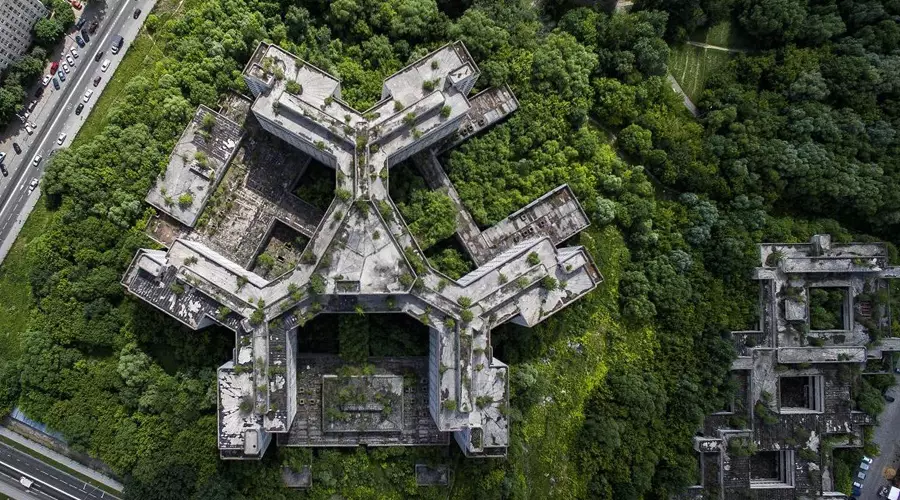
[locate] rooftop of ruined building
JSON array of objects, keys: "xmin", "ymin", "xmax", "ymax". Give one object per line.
[
  {"xmin": 127, "ymin": 40, "xmax": 603, "ymax": 460},
  {"xmin": 146, "ymin": 106, "xmax": 243, "ymax": 227}
]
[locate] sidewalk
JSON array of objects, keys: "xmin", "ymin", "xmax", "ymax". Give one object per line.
[{"xmin": 0, "ymin": 425, "xmax": 123, "ymax": 492}]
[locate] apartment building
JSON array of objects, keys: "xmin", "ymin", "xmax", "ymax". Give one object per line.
[{"xmin": 0, "ymin": 0, "xmax": 47, "ymax": 71}]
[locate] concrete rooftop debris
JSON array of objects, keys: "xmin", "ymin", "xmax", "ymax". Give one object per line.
[
  {"xmin": 123, "ymin": 41, "xmax": 602, "ymax": 460},
  {"xmin": 686, "ymin": 234, "xmax": 900, "ymax": 499}
]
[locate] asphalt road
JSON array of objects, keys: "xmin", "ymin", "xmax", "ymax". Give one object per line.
[
  {"xmin": 861, "ymin": 378, "xmax": 900, "ymax": 499},
  {"xmin": 0, "ymin": 442, "xmax": 120, "ymax": 500},
  {"xmin": 0, "ymin": 0, "xmax": 153, "ymax": 262}
]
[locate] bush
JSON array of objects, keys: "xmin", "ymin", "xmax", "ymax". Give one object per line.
[{"xmin": 285, "ymin": 80, "xmax": 302, "ymax": 94}]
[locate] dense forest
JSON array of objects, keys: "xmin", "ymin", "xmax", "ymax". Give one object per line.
[{"xmin": 0, "ymin": 0, "xmax": 896, "ymax": 498}]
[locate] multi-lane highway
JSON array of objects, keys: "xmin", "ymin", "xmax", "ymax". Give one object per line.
[
  {"xmin": 0, "ymin": 0, "xmax": 155, "ymax": 263},
  {"xmin": 0, "ymin": 441, "xmax": 120, "ymax": 500}
]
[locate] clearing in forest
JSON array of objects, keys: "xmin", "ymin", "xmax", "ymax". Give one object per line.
[{"xmin": 668, "ymin": 20, "xmax": 749, "ymax": 104}]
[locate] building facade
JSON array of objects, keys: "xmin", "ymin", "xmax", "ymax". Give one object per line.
[{"xmin": 0, "ymin": 0, "xmax": 47, "ymax": 71}]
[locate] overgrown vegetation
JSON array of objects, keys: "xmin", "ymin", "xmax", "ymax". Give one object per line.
[{"xmin": 0, "ymin": 0, "xmax": 896, "ymax": 498}]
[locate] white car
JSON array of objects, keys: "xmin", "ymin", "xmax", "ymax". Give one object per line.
[
  {"xmin": 862, "ymin": 456, "xmax": 874, "ymax": 464},
  {"xmin": 0, "ymin": 152, "xmax": 5, "ymax": 163},
  {"xmin": 24, "ymin": 124, "xmax": 34, "ymax": 135},
  {"xmin": 65, "ymin": 55, "xmax": 74, "ymax": 66},
  {"xmin": 101, "ymin": 59, "xmax": 110, "ymax": 72},
  {"xmin": 41, "ymin": 75, "xmax": 51, "ymax": 86},
  {"xmin": 62, "ymin": 63, "xmax": 70, "ymax": 74},
  {"xmin": 83, "ymin": 89, "xmax": 93, "ymax": 102},
  {"xmin": 31, "ymin": 155, "xmax": 41, "ymax": 167},
  {"xmin": 70, "ymin": 47, "xmax": 78, "ymax": 58},
  {"xmin": 57, "ymin": 132, "xmax": 66, "ymax": 145},
  {"xmin": 28, "ymin": 178, "xmax": 38, "ymax": 192}
]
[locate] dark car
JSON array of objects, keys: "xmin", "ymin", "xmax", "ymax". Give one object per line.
[
  {"xmin": 94, "ymin": 50, "xmax": 104, "ymax": 62},
  {"xmin": 81, "ymin": 29, "xmax": 90, "ymax": 42},
  {"xmin": 34, "ymin": 86, "xmax": 44, "ymax": 98},
  {"xmin": 75, "ymin": 17, "xmax": 86, "ymax": 30},
  {"xmin": 0, "ymin": 164, "xmax": 7, "ymax": 176},
  {"xmin": 57, "ymin": 70, "xmax": 65, "ymax": 82},
  {"xmin": 52, "ymin": 78, "xmax": 59, "ymax": 90},
  {"xmin": 133, "ymin": 8, "xmax": 141, "ymax": 18},
  {"xmin": 75, "ymin": 35, "xmax": 85, "ymax": 47},
  {"xmin": 886, "ymin": 395, "xmax": 895, "ymax": 403},
  {"xmin": 93, "ymin": 76, "xmax": 101, "ymax": 87},
  {"xmin": 13, "ymin": 143, "xmax": 21, "ymax": 154},
  {"xmin": 89, "ymin": 20, "xmax": 99, "ymax": 34},
  {"xmin": 75, "ymin": 103, "xmax": 84, "ymax": 115}
]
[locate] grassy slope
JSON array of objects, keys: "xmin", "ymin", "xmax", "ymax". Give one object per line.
[
  {"xmin": 513, "ymin": 225, "xmax": 656, "ymax": 497},
  {"xmin": 670, "ymin": 20, "xmax": 737, "ymax": 103},
  {"xmin": 0, "ymin": 203, "xmax": 51, "ymax": 363},
  {"xmin": 668, "ymin": 44, "xmax": 731, "ymax": 103}
]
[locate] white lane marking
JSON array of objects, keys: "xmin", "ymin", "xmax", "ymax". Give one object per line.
[{"xmin": 0, "ymin": 0, "xmax": 136, "ymax": 221}]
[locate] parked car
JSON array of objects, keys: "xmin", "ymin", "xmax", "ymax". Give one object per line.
[
  {"xmin": 133, "ymin": 8, "xmax": 141, "ymax": 18},
  {"xmin": 94, "ymin": 50, "xmax": 104, "ymax": 62},
  {"xmin": 75, "ymin": 35, "xmax": 85, "ymax": 48},
  {"xmin": 89, "ymin": 20, "xmax": 99, "ymax": 35},
  {"xmin": 26, "ymin": 101, "xmax": 35, "ymax": 111},
  {"xmin": 65, "ymin": 55, "xmax": 74, "ymax": 66},
  {"xmin": 862, "ymin": 456, "xmax": 874, "ymax": 464},
  {"xmin": 858, "ymin": 471, "xmax": 867, "ymax": 481},
  {"xmin": 80, "ymin": 29, "xmax": 90, "ymax": 43},
  {"xmin": 28, "ymin": 178, "xmax": 38, "ymax": 192},
  {"xmin": 35, "ymin": 86, "xmax": 44, "ymax": 98},
  {"xmin": 57, "ymin": 70, "xmax": 65, "ymax": 82},
  {"xmin": 885, "ymin": 395, "xmax": 895, "ymax": 403},
  {"xmin": 25, "ymin": 124, "xmax": 33, "ymax": 135},
  {"xmin": 31, "ymin": 155, "xmax": 42, "ymax": 167},
  {"xmin": 0, "ymin": 152, "xmax": 6, "ymax": 163},
  {"xmin": 83, "ymin": 89, "xmax": 93, "ymax": 102},
  {"xmin": 0, "ymin": 164, "xmax": 8, "ymax": 176},
  {"xmin": 57, "ymin": 133, "xmax": 66, "ymax": 145},
  {"xmin": 62, "ymin": 63, "xmax": 70, "ymax": 74},
  {"xmin": 101, "ymin": 59, "xmax": 110, "ymax": 72},
  {"xmin": 70, "ymin": 47, "xmax": 79, "ymax": 58},
  {"xmin": 50, "ymin": 61, "xmax": 58, "ymax": 73},
  {"xmin": 860, "ymin": 462, "xmax": 871, "ymax": 471},
  {"xmin": 75, "ymin": 103, "xmax": 84, "ymax": 115},
  {"xmin": 75, "ymin": 16, "xmax": 86, "ymax": 30},
  {"xmin": 13, "ymin": 143, "xmax": 21, "ymax": 154},
  {"xmin": 52, "ymin": 78, "xmax": 59, "ymax": 90},
  {"xmin": 41, "ymin": 74, "xmax": 51, "ymax": 86},
  {"xmin": 70, "ymin": 0, "xmax": 82, "ymax": 9},
  {"xmin": 93, "ymin": 76, "xmax": 101, "ymax": 87}
]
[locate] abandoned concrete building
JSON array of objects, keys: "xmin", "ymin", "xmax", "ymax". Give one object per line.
[
  {"xmin": 688, "ymin": 234, "xmax": 900, "ymax": 499},
  {"xmin": 122, "ymin": 41, "xmax": 602, "ymax": 460}
]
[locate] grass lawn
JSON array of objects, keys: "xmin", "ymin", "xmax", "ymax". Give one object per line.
[
  {"xmin": 668, "ymin": 44, "xmax": 732, "ymax": 103},
  {"xmin": 0, "ymin": 202, "xmax": 51, "ymax": 364}
]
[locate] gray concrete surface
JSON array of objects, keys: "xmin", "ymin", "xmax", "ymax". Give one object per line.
[
  {"xmin": 861, "ymin": 379, "xmax": 900, "ymax": 499},
  {"xmin": 0, "ymin": 0, "xmax": 157, "ymax": 264}
]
